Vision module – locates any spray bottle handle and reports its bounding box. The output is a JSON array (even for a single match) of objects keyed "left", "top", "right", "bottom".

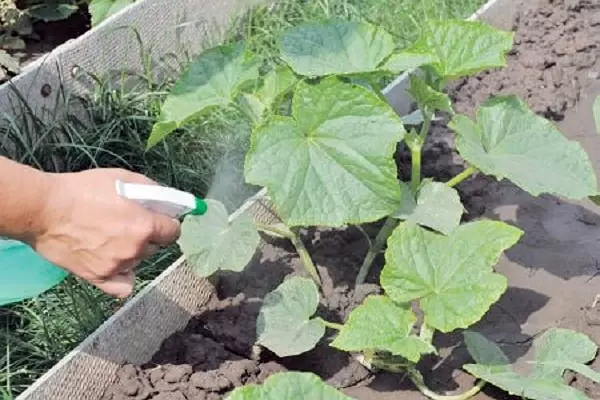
[{"left": 115, "top": 179, "right": 207, "bottom": 219}]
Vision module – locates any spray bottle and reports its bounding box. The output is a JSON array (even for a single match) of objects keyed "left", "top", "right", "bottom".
[{"left": 0, "top": 180, "right": 207, "bottom": 307}]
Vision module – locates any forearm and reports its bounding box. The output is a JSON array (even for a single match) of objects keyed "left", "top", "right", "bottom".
[{"left": 0, "top": 156, "right": 53, "bottom": 243}]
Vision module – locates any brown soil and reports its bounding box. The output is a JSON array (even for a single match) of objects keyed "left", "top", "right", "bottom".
[{"left": 103, "top": 0, "right": 600, "bottom": 399}]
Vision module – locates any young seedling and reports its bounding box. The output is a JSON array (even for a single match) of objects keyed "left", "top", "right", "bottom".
[{"left": 255, "top": 220, "right": 523, "bottom": 399}]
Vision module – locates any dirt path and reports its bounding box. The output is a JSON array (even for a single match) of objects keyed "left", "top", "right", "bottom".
[{"left": 102, "top": 0, "right": 600, "bottom": 399}]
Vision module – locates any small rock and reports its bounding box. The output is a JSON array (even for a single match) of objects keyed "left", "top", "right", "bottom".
[
  {"left": 154, "top": 393, "right": 187, "bottom": 400},
  {"left": 116, "top": 365, "right": 138, "bottom": 381},
  {"left": 149, "top": 368, "right": 164, "bottom": 386},
  {"left": 118, "top": 379, "right": 140, "bottom": 396},
  {"left": 190, "top": 371, "right": 232, "bottom": 391},
  {"left": 164, "top": 364, "right": 193, "bottom": 383},
  {"left": 154, "top": 380, "right": 179, "bottom": 392},
  {"left": 520, "top": 51, "right": 546, "bottom": 69}
]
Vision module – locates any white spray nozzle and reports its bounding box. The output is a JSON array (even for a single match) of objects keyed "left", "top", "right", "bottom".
[{"left": 115, "top": 179, "right": 201, "bottom": 219}]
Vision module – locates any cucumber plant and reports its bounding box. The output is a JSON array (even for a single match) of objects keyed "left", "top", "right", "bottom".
[{"left": 147, "top": 17, "right": 600, "bottom": 400}]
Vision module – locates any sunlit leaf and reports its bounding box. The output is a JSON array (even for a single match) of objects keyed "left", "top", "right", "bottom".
[
  {"left": 280, "top": 20, "right": 394, "bottom": 77},
  {"left": 408, "top": 74, "right": 453, "bottom": 114},
  {"left": 395, "top": 19, "right": 513, "bottom": 80},
  {"left": 226, "top": 372, "right": 353, "bottom": 399},
  {"left": 89, "top": 0, "right": 134, "bottom": 26},
  {"left": 331, "top": 295, "right": 435, "bottom": 363},
  {"left": 245, "top": 77, "right": 405, "bottom": 227},
  {"left": 177, "top": 199, "right": 260, "bottom": 277},
  {"left": 464, "top": 329, "right": 599, "bottom": 400},
  {"left": 256, "top": 277, "right": 325, "bottom": 357},
  {"left": 381, "top": 50, "right": 439, "bottom": 73},
  {"left": 381, "top": 221, "right": 522, "bottom": 332},
  {"left": 451, "top": 95, "right": 597, "bottom": 199},
  {"left": 147, "top": 41, "right": 260, "bottom": 148},
  {"left": 393, "top": 180, "right": 463, "bottom": 235}
]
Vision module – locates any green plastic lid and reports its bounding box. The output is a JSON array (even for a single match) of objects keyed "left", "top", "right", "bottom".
[{"left": 0, "top": 239, "right": 68, "bottom": 307}]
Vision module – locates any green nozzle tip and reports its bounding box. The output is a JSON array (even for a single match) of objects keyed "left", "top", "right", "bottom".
[{"left": 191, "top": 197, "right": 208, "bottom": 216}]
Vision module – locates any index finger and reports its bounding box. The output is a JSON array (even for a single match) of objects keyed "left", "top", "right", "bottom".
[{"left": 149, "top": 213, "right": 181, "bottom": 245}]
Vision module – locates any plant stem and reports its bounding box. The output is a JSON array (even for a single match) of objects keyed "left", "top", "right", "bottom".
[
  {"left": 255, "top": 223, "right": 294, "bottom": 239},
  {"left": 419, "top": 322, "right": 434, "bottom": 344},
  {"left": 290, "top": 228, "right": 322, "bottom": 286},
  {"left": 410, "top": 144, "right": 422, "bottom": 192},
  {"left": 317, "top": 318, "right": 343, "bottom": 331},
  {"left": 256, "top": 223, "right": 321, "bottom": 286},
  {"left": 419, "top": 109, "right": 433, "bottom": 140},
  {"left": 446, "top": 165, "right": 477, "bottom": 188},
  {"left": 409, "top": 368, "right": 486, "bottom": 400},
  {"left": 355, "top": 217, "right": 399, "bottom": 286}
]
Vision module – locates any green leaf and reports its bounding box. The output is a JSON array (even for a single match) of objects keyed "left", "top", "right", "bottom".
[
  {"left": 451, "top": 95, "right": 597, "bottom": 199},
  {"left": 256, "top": 65, "right": 298, "bottom": 110},
  {"left": 463, "top": 331, "right": 510, "bottom": 367},
  {"left": 381, "top": 50, "right": 439, "bottom": 74},
  {"left": 256, "top": 277, "right": 325, "bottom": 357},
  {"left": 464, "top": 329, "right": 599, "bottom": 400},
  {"left": 245, "top": 77, "right": 405, "bottom": 227},
  {"left": 89, "top": 0, "right": 135, "bottom": 26},
  {"left": 226, "top": 372, "right": 353, "bottom": 400},
  {"left": 331, "top": 295, "right": 434, "bottom": 363},
  {"left": 381, "top": 221, "right": 523, "bottom": 332},
  {"left": 408, "top": 74, "right": 453, "bottom": 114},
  {"left": 465, "top": 365, "right": 588, "bottom": 400},
  {"left": 531, "top": 328, "right": 597, "bottom": 381},
  {"left": 593, "top": 95, "right": 600, "bottom": 134},
  {"left": 401, "top": 19, "right": 513, "bottom": 79},
  {"left": 27, "top": 3, "right": 78, "bottom": 21},
  {"left": 393, "top": 179, "right": 463, "bottom": 235},
  {"left": 280, "top": 20, "right": 394, "bottom": 77},
  {"left": 147, "top": 41, "right": 260, "bottom": 149},
  {"left": 177, "top": 199, "right": 260, "bottom": 277}
]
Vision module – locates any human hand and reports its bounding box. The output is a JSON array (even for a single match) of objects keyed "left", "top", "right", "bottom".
[{"left": 28, "top": 168, "right": 181, "bottom": 298}]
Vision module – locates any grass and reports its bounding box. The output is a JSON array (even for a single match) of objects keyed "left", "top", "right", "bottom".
[{"left": 0, "top": 0, "right": 486, "bottom": 398}]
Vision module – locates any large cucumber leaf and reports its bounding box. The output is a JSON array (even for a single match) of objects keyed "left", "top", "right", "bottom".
[
  {"left": 226, "top": 372, "right": 353, "bottom": 399},
  {"left": 381, "top": 221, "right": 522, "bottom": 332},
  {"left": 451, "top": 95, "right": 597, "bottom": 199},
  {"left": 331, "top": 295, "right": 434, "bottom": 363},
  {"left": 256, "top": 277, "right": 325, "bottom": 357},
  {"left": 393, "top": 180, "right": 464, "bottom": 235},
  {"left": 177, "top": 199, "right": 260, "bottom": 277},
  {"left": 147, "top": 41, "right": 260, "bottom": 148},
  {"left": 280, "top": 20, "right": 394, "bottom": 77},
  {"left": 245, "top": 77, "right": 405, "bottom": 227},
  {"left": 386, "top": 19, "right": 513, "bottom": 79},
  {"left": 464, "top": 329, "right": 600, "bottom": 400}
]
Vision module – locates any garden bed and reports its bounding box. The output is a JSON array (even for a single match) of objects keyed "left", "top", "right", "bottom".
[{"left": 100, "top": 0, "right": 600, "bottom": 399}]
